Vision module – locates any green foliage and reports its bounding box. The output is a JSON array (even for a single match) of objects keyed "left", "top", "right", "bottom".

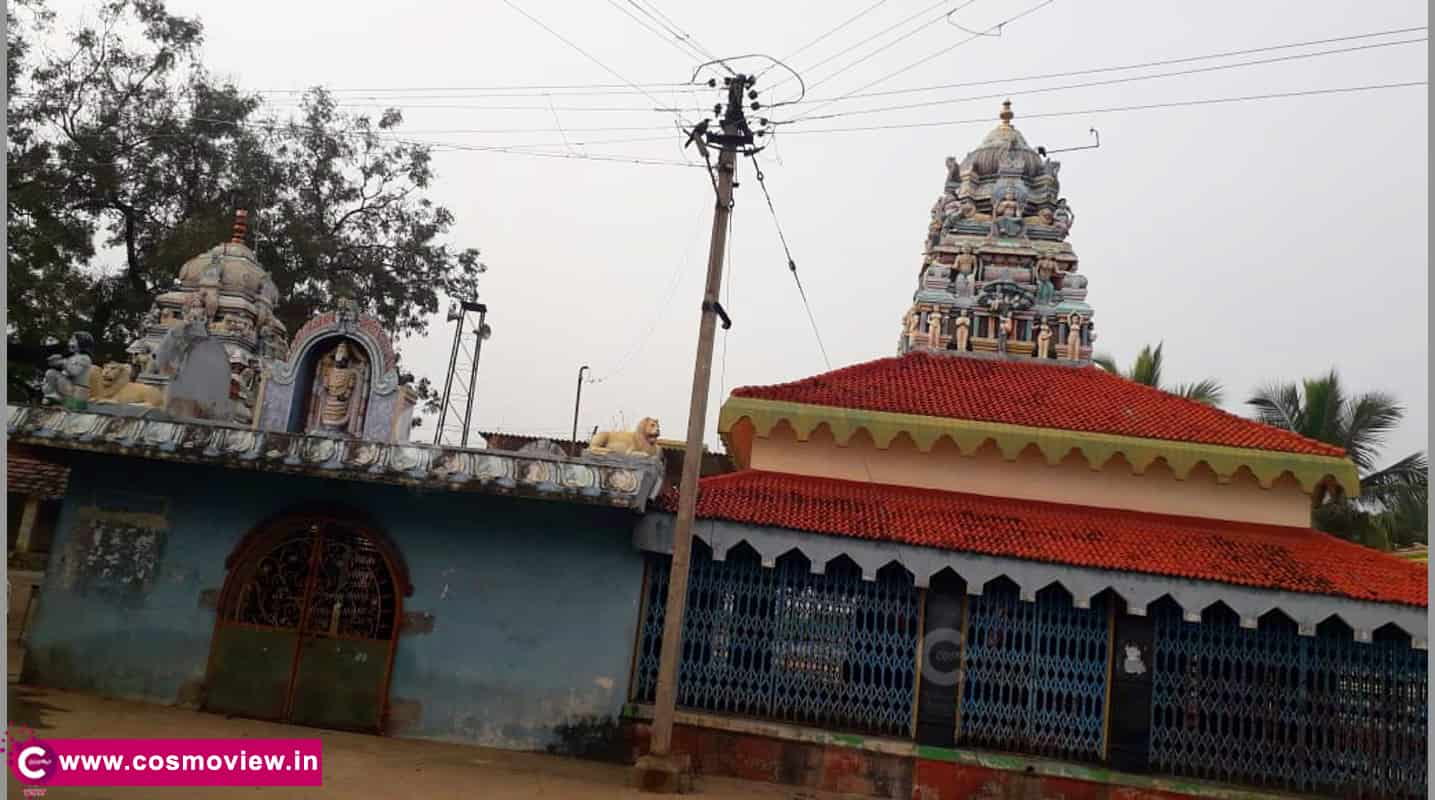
[
  {"left": 1247, "top": 372, "right": 1427, "bottom": 548},
  {"left": 1092, "top": 341, "right": 1226, "bottom": 406},
  {"left": 5, "top": 0, "right": 480, "bottom": 430}
]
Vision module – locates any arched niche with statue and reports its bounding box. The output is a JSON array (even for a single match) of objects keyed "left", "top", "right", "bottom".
[{"left": 258, "top": 298, "right": 417, "bottom": 443}]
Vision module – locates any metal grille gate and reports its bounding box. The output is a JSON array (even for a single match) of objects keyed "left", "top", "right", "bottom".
[
  {"left": 632, "top": 547, "right": 920, "bottom": 738},
  {"left": 1150, "top": 607, "right": 1428, "bottom": 798},
  {"left": 958, "top": 584, "right": 1110, "bottom": 761}
]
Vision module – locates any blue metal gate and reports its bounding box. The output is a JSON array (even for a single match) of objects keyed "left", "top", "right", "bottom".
[
  {"left": 958, "top": 584, "right": 1110, "bottom": 761},
  {"left": 1150, "top": 606, "right": 1427, "bottom": 798},
  {"left": 632, "top": 547, "right": 920, "bottom": 738}
]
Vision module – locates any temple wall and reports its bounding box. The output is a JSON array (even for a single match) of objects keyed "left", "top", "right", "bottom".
[
  {"left": 749, "top": 427, "right": 1312, "bottom": 528},
  {"left": 22, "top": 453, "right": 645, "bottom": 752}
]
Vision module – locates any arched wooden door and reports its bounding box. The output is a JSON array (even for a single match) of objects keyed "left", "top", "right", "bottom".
[{"left": 205, "top": 514, "right": 404, "bottom": 732}]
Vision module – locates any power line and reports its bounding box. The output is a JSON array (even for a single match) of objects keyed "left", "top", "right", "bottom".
[
  {"left": 774, "top": 0, "right": 956, "bottom": 90},
  {"left": 627, "top": 0, "right": 729, "bottom": 71},
  {"left": 254, "top": 81, "right": 694, "bottom": 94},
  {"left": 498, "top": 0, "right": 696, "bottom": 129},
  {"left": 605, "top": 0, "right": 710, "bottom": 65},
  {"left": 773, "top": 80, "right": 1429, "bottom": 134},
  {"left": 746, "top": 151, "right": 830, "bottom": 369},
  {"left": 781, "top": 37, "right": 1427, "bottom": 124},
  {"left": 774, "top": 0, "right": 891, "bottom": 66},
  {"left": 805, "top": 0, "right": 981, "bottom": 93},
  {"left": 795, "top": 0, "right": 1056, "bottom": 121},
  {"left": 261, "top": 99, "right": 702, "bottom": 113},
  {"left": 783, "top": 25, "right": 1430, "bottom": 105}
]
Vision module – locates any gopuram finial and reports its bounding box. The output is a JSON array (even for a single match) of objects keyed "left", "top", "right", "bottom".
[
  {"left": 231, "top": 209, "right": 248, "bottom": 244},
  {"left": 999, "top": 100, "right": 1014, "bottom": 126}
]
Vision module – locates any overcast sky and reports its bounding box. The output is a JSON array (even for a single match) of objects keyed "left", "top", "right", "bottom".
[{"left": 46, "top": 0, "right": 1431, "bottom": 465}]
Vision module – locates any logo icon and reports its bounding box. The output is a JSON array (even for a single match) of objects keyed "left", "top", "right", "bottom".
[
  {"left": 921, "top": 627, "right": 966, "bottom": 687},
  {"left": 7, "top": 728, "right": 57, "bottom": 787}
]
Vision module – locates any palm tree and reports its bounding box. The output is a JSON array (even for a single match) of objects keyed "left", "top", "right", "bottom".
[
  {"left": 1247, "top": 370, "right": 1428, "bottom": 548},
  {"left": 1093, "top": 342, "right": 1225, "bottom": 406}
]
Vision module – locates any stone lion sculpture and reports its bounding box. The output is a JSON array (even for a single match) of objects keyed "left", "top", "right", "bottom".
[
  {"left": 586, "top": 417, "right": 661, "bottom": 458},
  {"left": 91, "top": 362, "right": 165, "bottom": 408}
]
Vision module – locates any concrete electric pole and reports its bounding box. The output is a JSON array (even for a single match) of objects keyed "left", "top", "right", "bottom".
[{"left": 637, "top": 72, "right": 755, "bottom": 792}]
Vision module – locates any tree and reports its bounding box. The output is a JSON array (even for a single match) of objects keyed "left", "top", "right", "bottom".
[
  {"left": 6, "top": 0, "right": 482, "bottom": 434},
  {"left": 1247, "top": 370, "right": 1428, "bottom": 548},
  {"left": 1092, "top": 342, "right": 1225, "bottom": 405}
]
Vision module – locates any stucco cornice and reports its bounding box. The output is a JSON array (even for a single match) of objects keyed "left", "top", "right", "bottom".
[
  {"left": 8, "top": 404, "right": 663, "bottom": 511},
  {"left": 718, "top": 397, "right": 1361, "bottom": 497}
]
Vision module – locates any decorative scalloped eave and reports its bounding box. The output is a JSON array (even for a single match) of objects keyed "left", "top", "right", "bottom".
[{"left": 718, "top": 397, "right": 1361, "bottom": 497}]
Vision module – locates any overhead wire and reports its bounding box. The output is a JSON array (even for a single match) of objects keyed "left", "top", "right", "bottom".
[
  {"left": 804, "top": 0, "right": 981, "bottom": 93},
  {"left": 791, "top": 24, "right": 1429, "bottom": 104},
  {"left": 772, "top": 0, "right": 959, "bottom": 90},
  {"left": 604, "top": 0, "right": 711, "bottom": 65},
  {"left": 773, "top": 81, "right": 1429, "bottom": 134},
  {"left": 746, "top": 151, "right": 830, "bottom": 369},
  {"left": 627, "top": 0, "right": 731, "bottom": 72},
  {"left": 777, "top": 36, "right": 1427, "bottom": 124},
  {"left": 793, "top": 0, "right": 1056, "bottom": 121},
  {"left": 774, "top": 0, "right": 891, "bottom": 67},
  {"left": 498, "top": 0, "right": 697, "bottom": 131}
]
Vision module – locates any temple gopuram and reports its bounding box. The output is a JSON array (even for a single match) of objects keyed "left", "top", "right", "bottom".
[{"left": 626, "top": 105, "right": 1428, "bottom": 799}]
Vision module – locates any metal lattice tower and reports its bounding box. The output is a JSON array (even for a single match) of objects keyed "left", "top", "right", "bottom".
[{"left": 433, "top": 299, "right": 492, "bottom": 448}]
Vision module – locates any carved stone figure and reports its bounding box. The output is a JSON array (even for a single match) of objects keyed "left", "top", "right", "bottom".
[
  {"left": 41, "top": 355, "right": 67, "bottom": 404},
  {"left": 953, "top": 310, "right": 971, "bottom": 352},
  {"left": 127, "top": 340, "right": 155, "bottom": 376},
  {"left": 310, "top": 342, "right": 366, "bottom": 435},
  {"left": 586, "top": 417, "right": 662, "bottom": 458},
  {"left": 952, "top": 246, "right": 977, "bottom": 297},
  {"left": 1066, "top": 313, "right": 1085, "bottom": 358},
  {"left": 1053, "top": 199, "right": 1074, "bottom": 236},
  {"left": 990, "top": 186, "right": 1024, "bottom": 238},
  {"left": 52, "top": 332, "right": 96, "bottom": 408},
  {"left": 152, "top": 314, "right": 209, "bottom": 378},
  {"left": 183, "top": 291, "right": 210, "bottom": 325},
  {"left": 1036, "top": 319, "right": 1053, "bottom": 359},
  {"left": 926, "top": 311, "right": 944, "bottom": 348},
  {"left": 1038, "top": 207, "right": 1055, "bottom": 226},
  {"left": 996, "top": 313, "right": 1013, "bottom": 355},
  {"left": 1034, "top": 253, "right": 1059, "bottom": 305},
  {"left": 904, "top": 310, "right": 919, "bottom": 340},
  {"left": 91, "top": 362, "right": 164, "bottom": 408}
]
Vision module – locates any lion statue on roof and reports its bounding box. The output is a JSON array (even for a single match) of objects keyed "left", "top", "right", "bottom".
[
  {"left": 585, "top": 417, "right": 661, "bottom": 459},
  {"left": 91, "top": 362, "right": 165, "bottom": 408}
]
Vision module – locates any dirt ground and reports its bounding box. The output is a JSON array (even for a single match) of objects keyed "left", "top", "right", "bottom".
[{"left": 7, "top": 686, "right": 853, "bottom": 800}]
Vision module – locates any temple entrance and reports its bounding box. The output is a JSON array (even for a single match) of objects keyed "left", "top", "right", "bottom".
[{"left": 205, "top": 513, "right": 403, "bottom": 733}]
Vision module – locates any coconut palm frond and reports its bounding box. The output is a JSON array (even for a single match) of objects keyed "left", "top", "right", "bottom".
[
  {"left": 1341, "top": 392, "right": 1405, "bottom": 474},
  {"left": 1247, "top": 381, "right": 1305, "bottom": 432},
  {"left": 1175, "top": 379, "right": 1225, "bottom": 407}
]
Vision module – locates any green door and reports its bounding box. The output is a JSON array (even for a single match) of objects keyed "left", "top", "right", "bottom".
[{"left": 205, "top": 519, "right": 400, "bottom": 732}]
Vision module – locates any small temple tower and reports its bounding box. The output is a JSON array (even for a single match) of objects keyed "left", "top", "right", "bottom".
[{"left": 901, "top": 101, "right": 1092, "bottom": 362}]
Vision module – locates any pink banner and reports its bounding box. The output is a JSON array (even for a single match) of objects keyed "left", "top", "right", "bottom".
[{"left": 7, "top": 737, "right": 323, "bottom": 787}]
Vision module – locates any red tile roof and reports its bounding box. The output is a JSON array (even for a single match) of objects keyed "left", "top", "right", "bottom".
[
  {"left": 731, "top": 352, "right": 1345, "bottom": 457},
  {"left": 7, "top": 454, "right": 70, "bottom": 499},
  {"left": 656, "top": 470, "right": 1425, "bottom": 607}
]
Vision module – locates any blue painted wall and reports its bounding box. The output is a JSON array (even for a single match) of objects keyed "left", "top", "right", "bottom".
[{"left": 25, "top": 452, "right": 647, "bottom": 751}]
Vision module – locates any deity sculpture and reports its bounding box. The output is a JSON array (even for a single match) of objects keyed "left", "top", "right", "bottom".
[
  {"left": 926, "top": 311, "right": 944, "bottom": 348},
  {"left": 953, "top": 310, "right": 972, "bottom": 352},
  {"left": 1034, "top": 252, "right": 1059, "bottom": 305},
  {"left": 41, "top": 355, "right": 67, "bottom": 405},
  {"left": 990, "top": 186, "right": 1024, "bottom": 238},
  {"left": 996, "top": 313, "right": 1013, "bottom": 355},
  {"left": 309, "top": 342, "right": 367, "bottom": 435},
  {"left": 1037, "top": 207, "right": 1055, "bottom": 226},
  {"left": 1066, "top": 314, "right": 1085, "bottom": 358},
  {"left": 182, "top": 291, "right": 210, "bottom": 325},
  {"left": 952, "top": 246, "right": 977, "bottom": 296},
  {"left": 1036, "top": 319, "right": 1053, "bottom": 359},
  {"left": 48, "top": 332, "right": 96, "bottom": 408},
  {"left": 1053, "top": 199, "right": 1074, "bottom": 236},
  {"left": 904, "top": 310, "right": 920, "bottom": 342}
]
